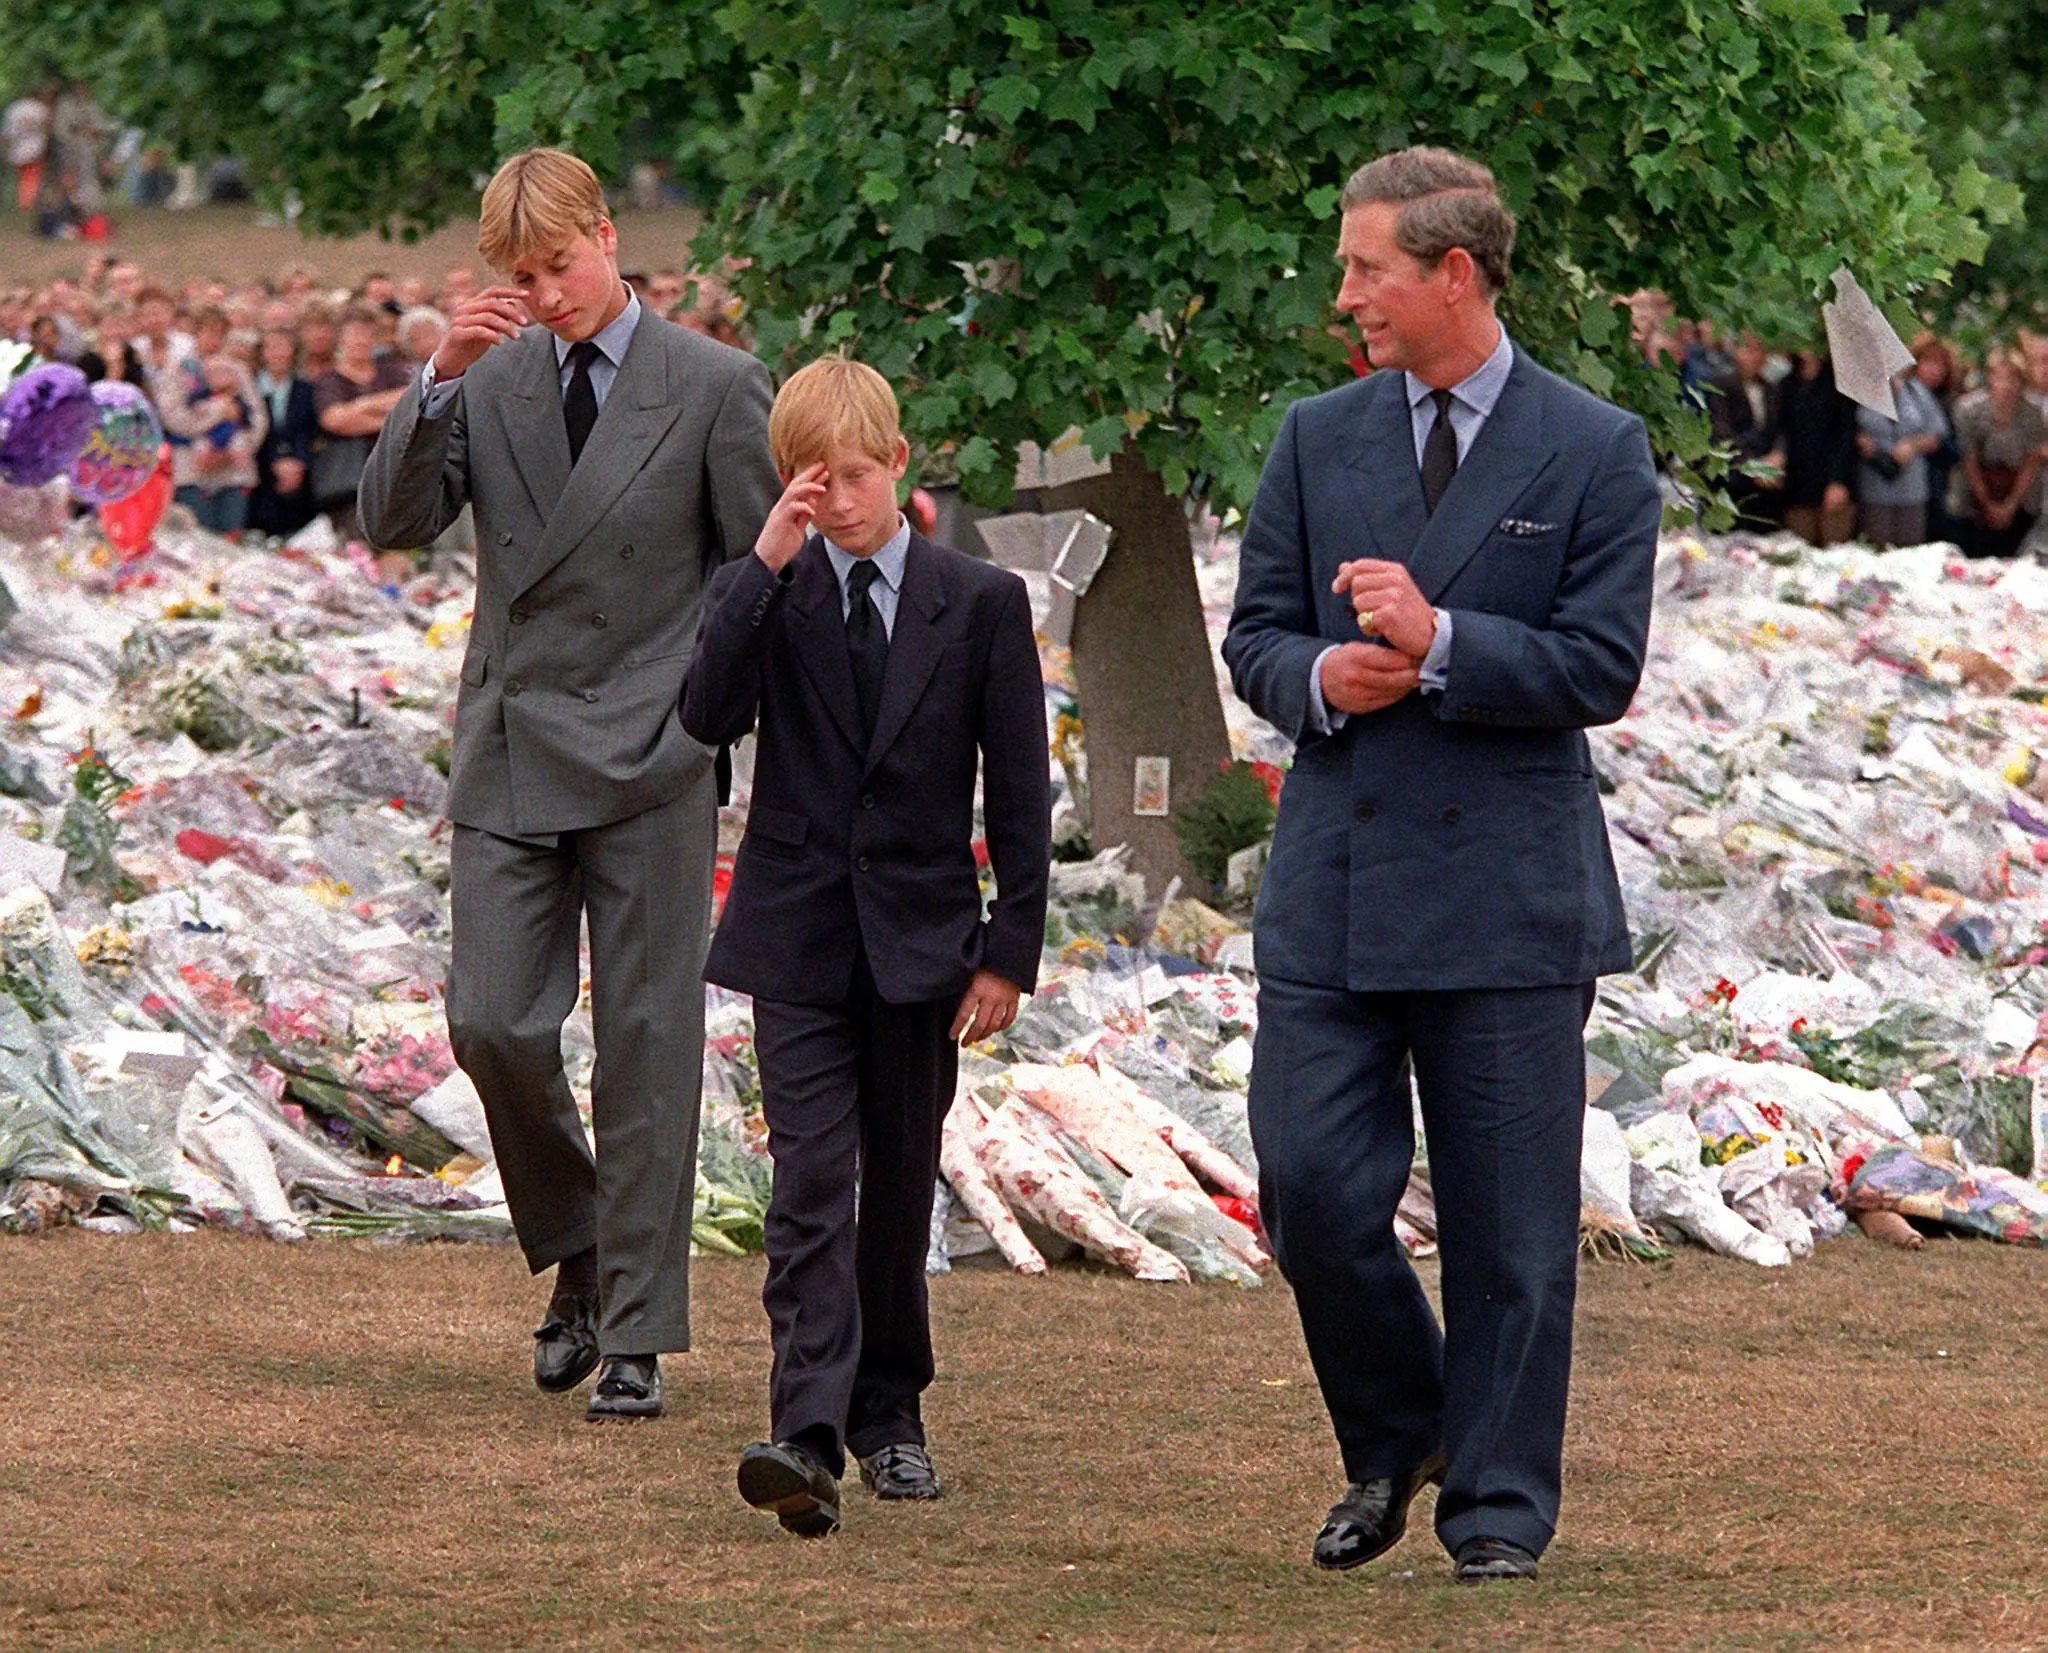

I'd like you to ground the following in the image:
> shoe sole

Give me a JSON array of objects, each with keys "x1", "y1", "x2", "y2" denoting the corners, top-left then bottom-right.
[
  {"x1": 738, "y1": 1456, "x2": 840, "y2": 1537},
  {"x1": 583, "y1": 1400, "x2": 662, "y2": 1422}
]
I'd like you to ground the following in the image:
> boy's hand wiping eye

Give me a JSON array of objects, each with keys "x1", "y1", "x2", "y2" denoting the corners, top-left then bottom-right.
[{"x1": 754, "y1": 462, "x2": 829, "y2": 573}]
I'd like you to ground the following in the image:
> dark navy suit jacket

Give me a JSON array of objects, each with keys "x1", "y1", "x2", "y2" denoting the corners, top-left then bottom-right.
[
  {"x1": 683, "y1": 533, "x2": 1051, "y2": 1007},
  {"x1": 1223, "y1": 345, "x2": 1660, "y2": 993}
]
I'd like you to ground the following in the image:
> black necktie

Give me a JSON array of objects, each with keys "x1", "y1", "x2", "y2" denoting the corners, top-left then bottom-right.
[
  {"x1": 1421, "y1": 387, "x2": 1458, "y2": 515},
  {"x1": 563, "y1": 340, "x2": 600, "y2": 465},
  {"x1": 845, "y1": 560, "x2": 888, "y2": 745}
]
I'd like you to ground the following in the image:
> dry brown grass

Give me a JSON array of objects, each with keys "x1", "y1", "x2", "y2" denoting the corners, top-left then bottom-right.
[
  {"x1": 2, "y1": 1232, "x2": 2046, "y2": 1651},
  {"x1": 1, "y1": 204, "x2": 705, "y2": 289}
]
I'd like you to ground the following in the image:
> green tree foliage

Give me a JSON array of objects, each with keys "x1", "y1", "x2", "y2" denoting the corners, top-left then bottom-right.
[
  {"x1": 1900, "y1": 0, "x2": 2040, "y2": 328},
  {"x1": 698, "y1": 0, "x2": 1990, "y2": 506}
]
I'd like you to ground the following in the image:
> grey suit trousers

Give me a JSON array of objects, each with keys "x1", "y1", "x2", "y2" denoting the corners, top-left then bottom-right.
[{"x1": 447, "y1": 780, "x2": 714, "y2": 1355}]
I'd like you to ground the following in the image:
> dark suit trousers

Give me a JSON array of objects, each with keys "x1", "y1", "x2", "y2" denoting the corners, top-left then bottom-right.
[
  {"x1": 1248, "y1": 977, "x2": 1593, "y2": 1559},
  {"x1": 751, "y1": 952, "x2": 958, "y2": 1479},
  {"x1": 447, "y1": 782, "x2": 714, "y2": 1356}
]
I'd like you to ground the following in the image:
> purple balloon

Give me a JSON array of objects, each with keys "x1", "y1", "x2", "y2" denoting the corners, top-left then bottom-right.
[
  {"x1": 68, "y1": 379, "x2": 165, "y2": 505},
  {"x1": 0, "y1": 363, "x2": 97, "y2": 487}
]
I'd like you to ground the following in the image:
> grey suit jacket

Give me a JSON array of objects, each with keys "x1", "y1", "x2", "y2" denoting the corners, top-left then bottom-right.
[
  {"x1": 358, "y1": 315, "x2": 778, "y2": 839},
  {"x1": 1224, "y1": 346, "x2": 1660, "y2": 992}
]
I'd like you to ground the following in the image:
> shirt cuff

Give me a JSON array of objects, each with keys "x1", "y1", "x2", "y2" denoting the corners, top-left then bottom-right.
[
  {"x1": 418, "y1": 360, "x2": 460, "y2": 420},
  {"x1": 1418, "y1": 609, "x2": 1453, "y2": 693},
  {"x1": 1306, "y1": 645, "x2": 1348, "y2": 734}
]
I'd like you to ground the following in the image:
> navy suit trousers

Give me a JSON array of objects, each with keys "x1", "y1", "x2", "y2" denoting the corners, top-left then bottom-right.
[{"x1": 1248, "y1": 977, "x2": 1594, "y2": 1558}]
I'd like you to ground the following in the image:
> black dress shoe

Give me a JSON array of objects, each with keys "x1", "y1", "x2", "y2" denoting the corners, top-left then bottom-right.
[
  {"x1": 584, "y1": 1353, "x2": 662, "y2": 1421},
  {"x1": 738, "y1": 1441, "x2": 841, "y2": 1537},
  {"x1": 1311, "y1": 1450, "x2": 1447, "y2": 1571},
  {"x1": 1453, "y1": 1536, "x2": 1539, "y2": 1583},
  {"x1": 533, "y1": 1297, "x2": 599, "y2": 1393},
  {"x1": 857, "y1": 1442, "x2": 941, "y2": 1501}
]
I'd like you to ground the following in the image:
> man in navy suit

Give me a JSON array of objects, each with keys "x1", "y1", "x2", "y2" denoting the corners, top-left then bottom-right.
[{"x1": 1224, "y1": 148, "x2": 1659, "y2": 1584}]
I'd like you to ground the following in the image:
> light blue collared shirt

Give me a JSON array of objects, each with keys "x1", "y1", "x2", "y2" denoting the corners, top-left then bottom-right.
[
  {"x1": 823, "y1": 514, "x2": 910, "y2": 640},
  {"x1": 418, "y1": 285, "x2": 641, "y2": 419},
  {"x1": 1307, "y1": 326, "x2": 1516, "y2": 734}
]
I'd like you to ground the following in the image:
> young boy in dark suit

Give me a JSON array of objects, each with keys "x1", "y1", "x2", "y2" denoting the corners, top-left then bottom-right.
[{"x1": 683, "y1": 356, "x2": 1050, "y2": 1538}]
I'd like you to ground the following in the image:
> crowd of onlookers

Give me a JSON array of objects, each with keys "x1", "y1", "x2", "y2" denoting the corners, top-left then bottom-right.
[
  {"x1": 1635, "y1": 297, "x2": 2048, "y2": 559},
  {"x1": 0, "y1": 253, "x2": 744, "y2": 543}
]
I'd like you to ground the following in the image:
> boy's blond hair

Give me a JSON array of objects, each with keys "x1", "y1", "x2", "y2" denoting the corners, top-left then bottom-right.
[
  {"x1": 478, "y1": 149, "x2": 610, "y2": 272},
  {"x1": 769, "y1": 356, "x2": 903, "y2": 477}
]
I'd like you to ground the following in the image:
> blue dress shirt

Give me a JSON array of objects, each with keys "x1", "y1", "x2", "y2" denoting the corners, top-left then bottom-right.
[{"x1": 823, "y1": 513, "x2": 910, "y2": 640}]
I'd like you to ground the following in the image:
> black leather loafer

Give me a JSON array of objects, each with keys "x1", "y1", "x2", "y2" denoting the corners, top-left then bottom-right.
[
  {"x1": 1311, "y1": 1449, "x2": 1447, "y2": 1571},
  {"x1": 584, "y1": 1353, "x2": 661, "y2": 1420},
  {"x1": 738, "y1": 1441, "x2": 841, "y2": 1538},
  {"x1": 857, "y1": 1443, "x2": 941, "y2": 1501},
  {"x1": 532, "y1": 1297, "x2": 599, "y2": 1393},
  {"x1": 1453, "y1": 1536, "x2": 1539, "y2": 1583}
]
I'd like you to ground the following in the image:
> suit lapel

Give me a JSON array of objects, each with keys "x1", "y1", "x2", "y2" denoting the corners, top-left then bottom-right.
[
  {"x1": 784, "y1": 539, "x2": 867, "y2": 756},
  {"x1": 863, "y1": 533, "x2": 951, "y2": 771},
  {"x1": 493, "y1": 328, "x2": 573, "y2": 530},
  {"x1": 514, "y1": 316, "x2": 688, "y2": 597},
  {"x1": 1403, "y1": 351, "x2": 1554, "y2": 605},
  {"x1": 1345, "y1": 374, "x2": 1428, "y2": 562}
]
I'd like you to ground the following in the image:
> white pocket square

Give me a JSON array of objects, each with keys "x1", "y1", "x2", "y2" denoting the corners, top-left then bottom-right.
[{"x1": 1497, "y1": 517, "x2": 1559, "y2": 537}]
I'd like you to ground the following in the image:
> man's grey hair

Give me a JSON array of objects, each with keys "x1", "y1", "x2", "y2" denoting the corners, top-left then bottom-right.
[{"x1": 1339, "y1": 147, "x2": 1517, "y2": 297}]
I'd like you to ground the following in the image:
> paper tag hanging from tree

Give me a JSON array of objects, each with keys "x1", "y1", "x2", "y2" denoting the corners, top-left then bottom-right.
[{"x1": 1822, "y1": 268, "x2": 1917, "y2": 419}]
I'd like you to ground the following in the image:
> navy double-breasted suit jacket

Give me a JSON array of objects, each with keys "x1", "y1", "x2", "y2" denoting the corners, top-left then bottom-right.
[{"x1": 1223, "y1": 345, "x2": 1661, "y2": 993}]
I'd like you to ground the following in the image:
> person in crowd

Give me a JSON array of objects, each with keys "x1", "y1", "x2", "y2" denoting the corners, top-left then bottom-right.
[
  {"x1": 279, "y1": 266, "x2": 316, "y2": 304},
  {"x1": 395, "y1": 276, "x2": 432, "y2": 310},
  {"x1": 1953, "y1": 348, "x2": 2046, "y2": 559},
  {"x1": 295, "y1": 299, "x2": 341, "y2": 383},
  {"x1": 2018, "y1": 328, "x2": 2048, "y2": 407},
  {"x1": 164, "y1": 352, "x2": 267, "y2": 536},
  {"x1": 131, "y1": 285, "x2": 195, "y2": 376},
  {"x1": 248, "y1": 325, "x2": 318, "y2": 538},
  {"x1": 1706, "y1": 330, "x2": 1784, "y2": 526},
  {"x1": 1909, "y1": 332, "x2": 1968, "y2": 547},
  {"x1": 189, "y1": 305, "x2": 230, "y2": 365},
  {"x1": 1225, "y1": 145, "x2": 1659, "y2": 1587},
  {"x1": 359, "y1": 271, "x2": 397, "y2": 313},
  {"x1": 3, "y1": 85, "x2": 51, "y2": 212},
  {"x1": 1778, "y1": 348, "x2": 1856, "y2": 547},
  {"x1": 311, "y1": 305, "x2": 409, "y2": 538},
  {"x1": 437, "y1": 264, "x2": 478, "y2": 310},
  {"x1": 93, "y1": 313, "x2": 154, "y2": 400},
  {"x1": 640, "y1": 269, "x2": 686, "y2": 314},
  {"x1": 1854, "y1": 363, "x2": 1949, "y2": 549},
  {"x1": 395, "y1": 306, "x2": 446, "y2": 369},
  {"x1": 357, "y1": 146, "x2": 778, "y2": 1423}
]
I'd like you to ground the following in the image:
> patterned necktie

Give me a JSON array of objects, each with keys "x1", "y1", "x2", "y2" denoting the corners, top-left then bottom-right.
[
  {"x1": 1421, "y1": 387, "x2": 1458, "y2": 515},
  {"x1": 844, "y1": 559, "x2": 888, "y2": 745},
  {"x1": 563, "y1": 340, "x2": 601, "y2": 465}
]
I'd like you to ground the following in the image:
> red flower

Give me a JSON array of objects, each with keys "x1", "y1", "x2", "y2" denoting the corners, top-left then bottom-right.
[{"x1": 1707, "y1": 977, "x2": 1739, "y2": 1005}]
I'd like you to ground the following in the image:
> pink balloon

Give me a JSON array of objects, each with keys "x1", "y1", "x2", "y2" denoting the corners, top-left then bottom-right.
[{"x1": 69, "y1": 380, "x2": 166, "y2": 505}]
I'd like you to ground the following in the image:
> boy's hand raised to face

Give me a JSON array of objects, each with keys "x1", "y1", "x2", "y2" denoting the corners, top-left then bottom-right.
[
  {"x1": 754, "y1": 462, "x2": 828, "y2": 573},
  {"x1": 430, "y1": 287, "x2": 530, "y2": 382},
  {"x1": 952, "y1": 969, "x2": 1020, "y2": 1046}
]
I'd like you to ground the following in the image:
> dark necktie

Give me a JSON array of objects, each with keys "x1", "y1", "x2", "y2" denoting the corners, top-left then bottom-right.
[
  {"x1": 563, "y1": 340, "x2": 601, "y2": 465},
  {"x1": 1420, "y1": 387, "x2": 1458, "y2": 515},
  {"x1": 845, "y1": 560, "x2": 888, "y2": 745}
]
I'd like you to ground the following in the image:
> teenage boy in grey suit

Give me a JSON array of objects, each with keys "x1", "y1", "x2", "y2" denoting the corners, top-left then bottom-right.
[
  {"x1": 1224, "y1": 148, "x2": 1660, "y2": 1584},
  {"x1": 359, "y1": 149, "x2": 779, "y2": 1420}
]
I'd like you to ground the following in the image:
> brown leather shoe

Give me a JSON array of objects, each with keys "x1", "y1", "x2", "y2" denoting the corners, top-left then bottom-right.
[{"x1": 1311, "y1": 1450, "x2": 1447, "y2": 1570}]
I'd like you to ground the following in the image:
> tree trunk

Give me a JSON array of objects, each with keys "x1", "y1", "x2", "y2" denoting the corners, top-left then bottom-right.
[{"x1": 1042, "y1": 447, "x2": 1230, "y2": 904}]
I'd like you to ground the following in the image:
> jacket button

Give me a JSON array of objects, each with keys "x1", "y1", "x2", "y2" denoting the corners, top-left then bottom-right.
[
  {"x1": 861, "y1": 794, "x2": 876, "y2": 810},
  {"x1": 591, "y1": 613, "x2": 607, "y2": 628},
  {"x1": 583, "y1": 690, "x2": 598, "y2": 703},
  {"x1": 505, "y1": 678, "x2": 524, "y2": 696},
  {"x1": 1442, "y1": 806, "x2": 1462, "y2": 824},
  {"x1": 510, "y1": 607, "x2": 527, "y2": 624},
  {"x1": 621, "y1": 544, "x2": 635, "y2": 560},
  {"x1": 497, "y1": 531, "x2": 511, "y2": 546},
  {"x1": 856, "y1": 855, "x2": 871, "y2": 872},
  {"x1": 1354, "y1": 803, "x2": 1375, "y2": 823}
]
